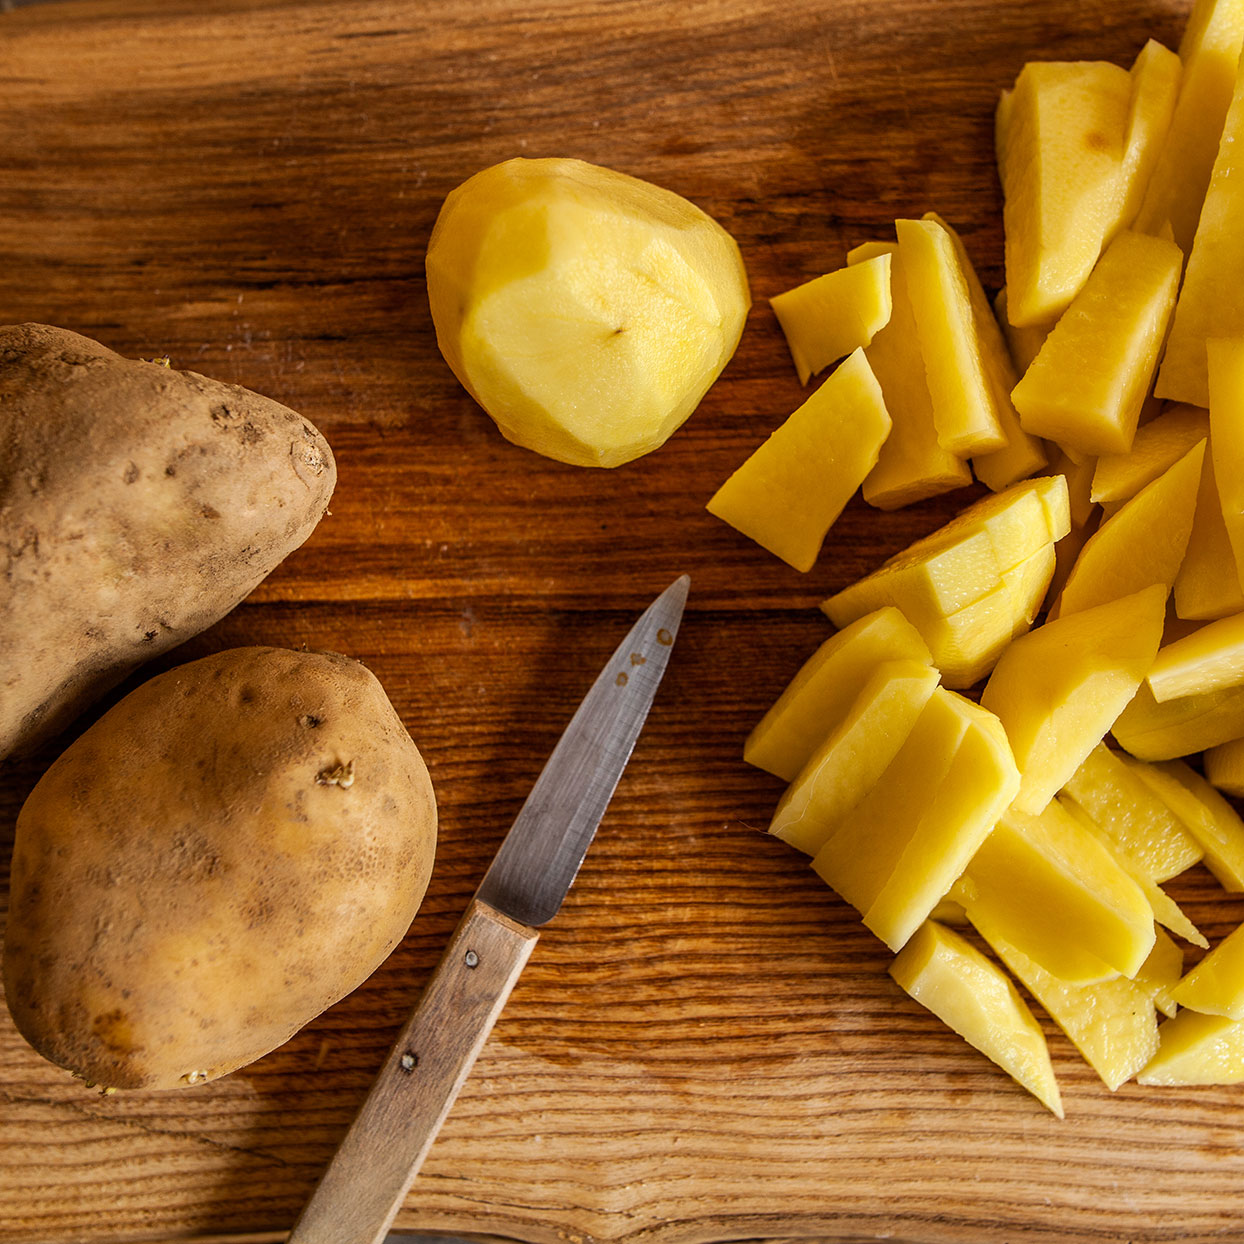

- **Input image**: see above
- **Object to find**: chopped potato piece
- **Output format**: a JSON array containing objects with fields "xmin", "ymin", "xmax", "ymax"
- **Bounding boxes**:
[
  {"xmin": 1135, "ymin": 0, "xmax": 1244, "ymax": 253},
  {"xmin": 768, "ymin": 659, "xmax": 940, "ymax": 856},
  {"xmin": 848, "ymin": 241, "xmax": 973, "ymax": 509},
  {"xmin": 979, "ymin": 584, "xmax": 1166, "ymax": 813},
  {"xmin": 1128, "ymin": 759, "xmax": 1244, "ymax": 892},
  {"xmin": 1149, "ymin": 610, "xmax": 1244, "ymax": 701},
  {"xmin": 889, "ymin": 921, "xmax": 1063, "ymax": 1117},
  {"xmin": 1205, "ymin": 737, "xmax": 1244, "ymax": 796},
  {"xmin": 999, "ymin": 60, "xmax": 1131, "ymax": 326},
  {"xmin": 983, "ymin": 925, "xmax": 1160, "ymax": 1091},
  {"xmin": 1173, "ymin": 447, "xmax": 1244, "ymax": 620},
  {"xmin": 1091, "ymin": 403, "xmax": 1210, "ymax": 504},
  {"xmin": 959, "ymin": 800, "xmax": 1155, "ymax": 982},
  {"xmin": 744, "ymin": 607, "xmax": 933, "ymax": 783},
  {"xmin": 1138, "ymin": 1009, "xmax": 1244, "ymax": 1085},
  {"xmin": 1053, "ymin": 439, "xmax": 1203, "ymax": 616},
  {"xmin": 894, "ymin": 217, "xmax": 1007, "ymax": 455},
  {"xmin": 1011, "ymin": 231, "xmax": 1182, "ymax": 456},
  {"xmin": 994, "ymin": 287, "xmax": 1053, "ymax": 373},
  {"xmin": 706, "ymin": 348, "xmax": 890, "ymax": 572},
  {"xmin": 1208, "ymin": 339, "xmax": 1244, "ymax": 583},
  {"xmin": 1155, "ymin": 54, "xmax": 1244, "ymax": 406},
  {"xmin": 1113, "ymin": 678, "xmax": 1244, "ymax": 760},
  {"xmin": 1137, "ymin": 930, "xmax": 1185, "ymax": 1018},
  {"xmin": 770, "ymin": 255, "xmax": 893, "ymax": 385},
  {"xmin": 1060, "ymin": 744, "xmax": 1203, "ymax": 882},
  {"xmin": 1171, "ymin": 922, "xmax": 1244, "ymax": 1019}
]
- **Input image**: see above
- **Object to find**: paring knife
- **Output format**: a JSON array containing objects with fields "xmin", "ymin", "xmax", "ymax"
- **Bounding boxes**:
[{"xmin": 287, "ymin": 575, "xmax": 690, "ymax": 1244}]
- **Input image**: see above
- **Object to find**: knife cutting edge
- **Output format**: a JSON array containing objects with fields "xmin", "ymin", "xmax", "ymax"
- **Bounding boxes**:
[{"xmin": 287, "ymin": 575, "xmax": 690, "ymax": 1244}]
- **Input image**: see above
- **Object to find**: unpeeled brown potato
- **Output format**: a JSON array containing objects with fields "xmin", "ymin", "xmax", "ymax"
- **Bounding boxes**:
[
  {"xmin": 3, "ymin": 646, "xmax": 437, "ymax": 1091},
  {"xmin": 0, "ymin": 323, "xmax": 337, "ymax": 760}
]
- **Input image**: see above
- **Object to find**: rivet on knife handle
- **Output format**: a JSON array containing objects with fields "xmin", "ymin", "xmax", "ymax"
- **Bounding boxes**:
[{"xmin": 286, "ymin": 576, "xmax": 689, "ymax": 1243}]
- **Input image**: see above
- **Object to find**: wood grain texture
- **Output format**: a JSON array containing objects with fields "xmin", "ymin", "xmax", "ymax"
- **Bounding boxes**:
[{"xmin": 3, "ymin": 0, "xmax": 1239, "ymax": 1242}]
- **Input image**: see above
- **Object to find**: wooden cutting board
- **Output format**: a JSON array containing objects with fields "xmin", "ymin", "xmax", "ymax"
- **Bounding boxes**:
[{"xmin": 4, "ymin": 0, "xmax": 1239, "ymax": 1241}]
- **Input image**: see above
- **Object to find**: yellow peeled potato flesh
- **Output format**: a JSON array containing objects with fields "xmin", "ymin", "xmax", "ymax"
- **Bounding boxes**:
[
  {"xmin": 1053, "ymin": 439, "xmax": 1204, "ymax": 617},
  {"xmin": 1155, "ymin": 56, "xmax": 1244, "ymax": 408},
  {"xmin": 979, "ymin": 583, "xmax": 1167, "ymax": 813},
  {"xmin": 707, "ymin": 348, "xmax": 890, "ymax": 573},
  {"xmin": 771, "ymin": 255, "xmax": 893, "ymax": 386},
  {"xmin": 1113, "ymin": 678, "xmax": 1244, "ymax": 761},
  {"xmin": 847, "ymin": 241, "xmax": 973, "ymax": 510},
  {"xmin": 1137, "ymin": 929, "xmax": 1185, "ymax": 1018},
  {"xmin": 1149, "ymin": 610, "xmax": 1244, "ymax": 701},
  {"xmin": 920, "ymin": 212, "xmax": 1046, "ymax": 491},
  {"xmin": 1011, "ymin": 231, "xmax": 1183, "ymax": 456},
  {"xmin": 1128, "ymin": 759, "xmax": 1244, "ymax": 892},
  {"xmin": 1000, "ymin": 60, "xmax": 1131, "ymax": 327},
  {"xmin": 1091, "ymin": 403, "xmax": 1210, "ymax": 504},
  {"xmin": 995, "ymin": 286, "xmax": 1054, "ymax": 374},
  {"xmin": 1174, "ymin": 446, "xmax": 1244, "ymax": 620},
  {"xmin": 1060, "ymin": 743, "xmax": 1204, "ymax": 883},
  {"xmin": 1135, "ymin": 0, "xmax": 1244, "ymax": 253},
  {"xmin": 894, "ymin": 217, "xmax": 1007, "ymax": 456},
  {"xmin": 1103, "ymin": 40, "xmax": 1183, "ymax": 243},
  {"xmin": 1138, "ymin": 1009, "xmax": 1244, "ymax": 1085},
  {"xmin": 1171, "ymin": 921, "xmax": 1244, "ymax": 1019},
  {"xmin": 889, "ymin": 921, "xmax": 1063, "ymax": 1117},
  {"xmin": 1205, "ymin": 737, "xmax": 1244, "ymax": 796},
  {"xmin": 960, "ymin": 800, "xmax": 1156, "ymax": 983},
  {"xmin": 1056, "ymin": 795, "xmax": 1207, "ymax": 949},
  {"xmin": 862, "ymin": 695, "xmax": 1020, "ymax": 952},
  {"xmin": 1207, "ymin": 339, "xmax": 1244, "ymax": 585},
  {"xmin": 768, "ymin": 659, "xmax": 941, "ymax": 856},
  {"xmin": 744, "ymin": 607, "xmax": 934, "ymax": 783},
  {"xmin": 982, "ymin": 924, "xmax": 1160, "ymax": 1091}
]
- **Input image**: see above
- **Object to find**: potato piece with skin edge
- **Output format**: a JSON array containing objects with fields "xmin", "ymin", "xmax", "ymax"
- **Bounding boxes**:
[
  {"xmin": 894, "ymin": 217, "xmax": 1007, "ymax": 456},
  {"xmin": 770, "ymin": 255, "xmax": 892, "ymax": 386},
  {"xmin": 426, "ymin": 157, "xmax": 749, "ymax": 468},
  {"xmin": 2, "ymin": 647, "xmax": 438, "ymax": 1092},
  {"xmin": 0, "ymin": 324, "xmax": 337, "ymax": 762},
  {"xmin": 889, "ymin": 921, "xmax": 1063, "ymax": 1118},
  {"xmin": 706, "ymin": 348, "xmax": 890, "ymax": 573},
  {"xmin": 1091, "ymin": 404, "xmax": 1210, "ymax": 506},
  {"xmin": 769, "ymin": 659, "xmax": 941, "ymax": 857},
  {"xmin": 1052, "ymin": 440, "xmax": 1204, "ymax": 618},
  {"xmin": 1011, "ymin": 231, "xmax": 1183, "ymax": 457},
  {"xmin": 744, "ymin": 607, "xmax": 933, "ymax": 784},
  {"xmin": 979, "ymin": 583, "xmax": 1166, "ymax": 815},
  {"xmin": 958, "ymin": 800, "xmax": 1155, "ymax": 984},
  {"xmin": 847, "ymin": 241, "xmax": 972, "ymax": 510}
]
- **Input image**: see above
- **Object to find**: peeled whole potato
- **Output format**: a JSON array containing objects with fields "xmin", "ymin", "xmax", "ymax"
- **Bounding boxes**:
[
  {"xmin": 0, "ymin": 323, "xmax": 337, "ymax": 760},
  {"xmin": 2, "ymin": 647, "xmax": 437, "ymax": 1091},
  {"xmin": 426, "ymin": 157, "xmax": 750, "ymax": 468}
]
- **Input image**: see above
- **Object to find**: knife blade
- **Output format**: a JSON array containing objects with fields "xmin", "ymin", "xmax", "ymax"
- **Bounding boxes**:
[{"xmin": 286, "ymin": 575, "xmax": 689, "ymax": 1244}]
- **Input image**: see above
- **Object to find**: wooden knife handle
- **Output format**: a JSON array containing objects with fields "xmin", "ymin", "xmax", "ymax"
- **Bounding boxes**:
[{"xmin": 286, "ymin": 897, "xmax": 540, "ymax": 1244}]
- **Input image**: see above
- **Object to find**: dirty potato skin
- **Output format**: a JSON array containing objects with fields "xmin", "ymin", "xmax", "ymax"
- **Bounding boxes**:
[
  {"xmin": 3, "ymin": 646, "xmax": 437, "ymax": 1091},
  {"xmin": 0, "ymin": 323, "xmax": 337, "ymax": 760}
]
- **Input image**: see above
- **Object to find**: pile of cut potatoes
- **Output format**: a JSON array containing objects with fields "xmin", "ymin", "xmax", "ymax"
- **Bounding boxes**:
[{"xmin": 716, "ymin": 0, "xmax": 1244, "ymax": 1114}]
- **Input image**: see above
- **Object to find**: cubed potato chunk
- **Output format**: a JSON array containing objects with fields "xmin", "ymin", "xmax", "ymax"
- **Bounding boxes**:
[
  {"xmin": 848, "ymin": 241, "xmax": 973, "ymax": 510},
  {"xmin": 1011, "ymin": 231, "xmax": 1182, "ymax": 456},
  {"xmin": 768, "ymin": 659, "xmax": 941, "ymax": 856},
  {"xmin": 999, "ymin": 60, "xmax": 1131, "ymax": 326},
  {"xmin": 979, "ymin": 583, "xmax": 1166, "ymax": 813},
  {"xmin": 959, "ymin": 800, "xmax": 1155, "ymax": 982},
  {"xmin": 1053, "ymin": 439, "xmax": 1203, "ymax": 616},
  {"xmin": 706, "ymin": 348, "xmax": 891, "ymax": 572},
  {"xmin": 743, "ymin": 606, "xmax": 933, "ymax": 782},
  {"xmin": 889, "ymin": 921, "xmax": 1063, "ymax": 1117},
  {"xmin": 894, "ymin": 217, "xmax": 1007, "ymax": 455},
  {"xmin": 770, "ymin": 254, "xmax": 893, "ymax": 385}
]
